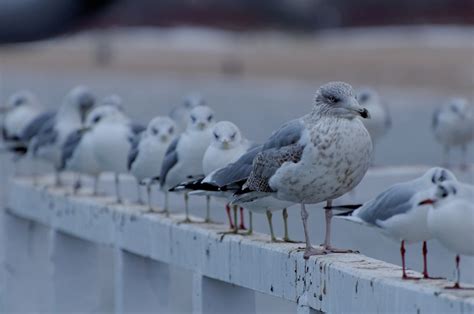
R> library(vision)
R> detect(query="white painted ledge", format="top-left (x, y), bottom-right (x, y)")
top-left (6, 176), bottom-right (474, 313)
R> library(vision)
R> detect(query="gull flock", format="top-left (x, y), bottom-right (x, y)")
top-left (1, 82), bottom-right (473, 289)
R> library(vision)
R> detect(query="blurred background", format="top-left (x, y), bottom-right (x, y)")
top-left (0, 0), bottom-right (473, 313)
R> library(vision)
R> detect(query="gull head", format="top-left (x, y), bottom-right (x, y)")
top-left (314, 81), bottom-right (370, 119)
top-left (183, 94), bottom-right (206, 109)
top-left (423, 167), bottom-right (456, 185)
top-left (146, 116), bottom-right (177, 143)
top-left (7, 90), bottom-right (39, 109)
top-left (357, 88), bottom-right (380, 106)
top-left (447, 97), bottom-right (470, 119)
top-left (418, 180), bottom-right (459, 207)
top-left (85, 104), bottom-right (129, 128)
top-left (211, 121), bottom-right (242, 150)
top-left (64, 86), bottom-right (96, 123)
top-left (100, 94), bottom-right (124, 112)
top-left (188, 105), bottom-right (215, 131)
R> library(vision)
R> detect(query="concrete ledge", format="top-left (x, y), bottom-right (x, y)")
top-left (6, 176), bottom-right (474, 313)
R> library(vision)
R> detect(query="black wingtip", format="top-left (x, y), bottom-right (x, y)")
top-left (325, 204), bottom-right (363, 210)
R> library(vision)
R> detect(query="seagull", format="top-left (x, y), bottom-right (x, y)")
top-left (172, 120), bottom-right (252, 226)
top-left (357, 88), bottom-right (391, 160)
top-left (29, 86), bottom-right (95, 186)
top-left (89, 97), bottom-right (145, 203)
top-left (421, 181), bottom-right (474, 289)
top-left (232, 81), bottom-right (372, 258)
top-left (60, 103), bottom-right (127, 195)
top-left (432, 97), bottom-right (474, 169)
top-left (128, 116), bottom-right (177, 211)
top-left (160, 105), bottom-right (215, 221)
top-left (169, 94), bottom-right (205, 133)
top-left (1, 91), bottom-right (43, 160)
top-left (332, 167), bottom-right (456, 279)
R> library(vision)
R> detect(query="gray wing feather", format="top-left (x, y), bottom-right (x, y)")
top-left (159, 136), bottom-right (180, 186)
top-left (127, 135), bottom-right (141, 170)
top-left (262, 119), bottom-right (305, 150)
top-left (209, 144), bottom-right (262, 188)
top-left (31, 115), bottom-right (58, 155)
top-left (60, 129), bottom-right (84, 170)
top-left (432, 108), bottom-right (441, 130)
top-left (356, 184), bottom-right (415, 225)
top-left (131, 122), bottom-right (146, 135)
top-left (21, 110), bottom-right (56, 142)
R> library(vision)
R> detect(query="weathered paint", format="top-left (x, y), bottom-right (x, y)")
top-left (6, 176), bottom-right (474, 313)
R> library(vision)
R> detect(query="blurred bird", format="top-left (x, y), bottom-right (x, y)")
top-left (332, 167), bottom-right (456, 279)
top-left (432, 98), bottom-right (474, 169)
top-left (29, 86), bottom-right (95, 186)
top-left (61, 103), bottom-right (127, 195)
top-left (1, 91), bottom-right (43, 160)
top-left (160, 105), bottom-right (215, 221)
top-left (357, 88), bottom-right (391, 161)
top-left (421, 181), bottom-right (474, 289)
top-left (232, 82), bottom-right (372, 258)
top-left (128, 116), bottom-right (177, 211)
top-left (89, 97), bottom-right (145, 203)
top-left (171, 120), bottom-right (252, 226)
top-left (169, 94), bottom-right (205, 133)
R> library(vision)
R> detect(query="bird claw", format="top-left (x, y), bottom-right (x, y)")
top-left (402, 274), bottom-right (422, 280)
top-left (423, 274), bottom-right (445, 280)
top-left (282, 237), bottom-right (300, 243)
top-left (323, 246), bottom-right (359, 254)
top-left (296, 246), bottom-right (327, 259)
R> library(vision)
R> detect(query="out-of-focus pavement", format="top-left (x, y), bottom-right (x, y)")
top-left (0, 26), bottom-right (473, 312)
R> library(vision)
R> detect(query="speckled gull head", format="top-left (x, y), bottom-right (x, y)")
top-left (62, 85), bottom-right (96, 123)
top-left (146, 116), bottom-right (176, 143)
top-left (447, 98), bottom-right (471, 118)
top-left (313, 81), bottom-right (370, 119)
top-left (6, 90), bottom-right (39, 109)
top-left (419, 181), bottom-right (461, 208)
top-left (85, 104), bottom-right (129, 128)
top-left (210, 121), bottom-right (242, 150)
top-left (357, 87), bottom-right (380, 105)
top-left (423, 167), bottom-right (456, 185)
top-left (187, 105), bottom-right (215, 131)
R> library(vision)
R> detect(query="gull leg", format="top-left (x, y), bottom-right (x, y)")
top-left (114, 173), bottom-right (122, 204)
top-left (245, 211), bottom-right (253, 235)
top-left (155, 191), bottom-right (170, 216)
top-left (282, 208), bottom-right (296, 243)
top-left (266, 210), bottom-right (277, 242)
top-left (225, 203), bottom-right (234, 229)
top-left (233, 205), bottom-right (238, 233)
top-left (460, 145), bottom-right (468, 171)
top-left (92, 175), bottom-right (100, 196)
top-left (444, 255), bottom-right (474, 289)
top-left (73, 173), bottom-right (82, 195)
top-left (299, 203), bottom-right (325, 259)
top-left (179, 192), bottom-right (193, 223)
top-left (205, 195), bottom-right (212, 223)
top-left (54, 169), bottom-right (63, 187)
top-left (239, 207), bottom-right (246, 230)
top-left (422, 241), bottom-right (443, 279)
top-left (322, 200), bottom-right (355, 253)
top-left (136, 181), bottom-right (144, 205)
top-left (146, 181), bottom-right (153, 211)
top-left (401, 240), bottom-right (420, 280)
top-left (218, 204), bottom-right (239, 236)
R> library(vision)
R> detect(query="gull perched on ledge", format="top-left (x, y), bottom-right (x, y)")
top-left (235, 81), bottom-right (372, 258)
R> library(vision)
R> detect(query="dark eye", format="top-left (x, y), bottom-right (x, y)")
top-left (14, 98), bottom-right (25, 106)
top-left (207, 115), bottom-right (213, 122)
top-left (168, 126), bottom-right (174, 134)
top-left (152, 128), bottom-right (159, 135)
top-left (213, 132), bottom-right (219, 139)
top-left (327, 95), bottom-right (339, 103)
top-left (190, 115), bottom-right (197, 123)
top-left (230, 132), bottom-right (236, 140)
top-left (452, 188), bottom-right (457, 195)
top-left (93, 115), bottom-right (101, 124)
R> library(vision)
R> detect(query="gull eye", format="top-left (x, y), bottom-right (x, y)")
top-left (190, 115), bottom-right (197, 123)
top-left (92, 115), bottom-right (101, 124)
top-left (152, 128), bottom-right (159, 135)
top-left (230, 132), bottom-right (236, 140)
top-left (168, 126), bottom-right (174, 134)
top-left (207, 114), bottom-right (213, 122)
top-left (213, 132), bottom-right (219, 140)
top-left (327, 95), bottom-right (339, 103)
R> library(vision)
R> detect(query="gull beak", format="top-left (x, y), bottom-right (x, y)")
top-left (344, 98), bottom-right (370, 119)
top-left (418, 199), bottom-right (435, 206)
top-left (197, 122), bottom-right (206, 130)
top-left (222, 140), bottom-right (230, 149)
top-left (160, 135), bottom-right (168, 142)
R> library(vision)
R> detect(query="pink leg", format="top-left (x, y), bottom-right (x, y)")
top-left (226, 204), bottom-right (234, 229)
top-left (239, 207), bottom-right (246, 230)
top-left (422, 241), bottom-right (443, 279)
top-left (401, 240), bottom-right (420, 280)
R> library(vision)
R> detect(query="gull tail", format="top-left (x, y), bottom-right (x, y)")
top-left (169, 178), bottom-right (219, 193)
top-left (230, 190), bottom-right (270, 205)
top-left (332, 204), bottom-right (367, 225)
